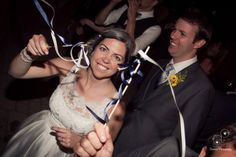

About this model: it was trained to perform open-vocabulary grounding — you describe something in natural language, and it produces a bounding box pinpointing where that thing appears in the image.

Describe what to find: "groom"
[74,9,215,157]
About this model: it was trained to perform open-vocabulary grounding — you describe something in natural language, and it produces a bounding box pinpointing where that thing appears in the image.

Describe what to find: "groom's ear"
[193,39,206,49]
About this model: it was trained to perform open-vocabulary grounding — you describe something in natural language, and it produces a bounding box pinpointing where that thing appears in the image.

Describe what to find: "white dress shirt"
[159,56,198,84]
[103,4,161,56]
[172,56,198,73]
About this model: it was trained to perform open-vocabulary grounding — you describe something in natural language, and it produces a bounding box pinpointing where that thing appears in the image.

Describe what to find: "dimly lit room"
[0,0,235,156]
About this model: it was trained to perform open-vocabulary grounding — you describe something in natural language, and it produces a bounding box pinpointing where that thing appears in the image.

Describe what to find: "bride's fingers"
[80,137,97,156]
[87,131,103,150]
[57,136,63,142]
[57,137,72,148]
[51,127,65,132]
[52,127,69,134]
[55,132,71,143]
[74,143,90,157]
[55,132,68,138]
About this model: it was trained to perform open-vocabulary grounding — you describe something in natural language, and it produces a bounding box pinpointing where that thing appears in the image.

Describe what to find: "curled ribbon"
[33,0,90,69]
[32,2,185,155]
[33,0,144,124]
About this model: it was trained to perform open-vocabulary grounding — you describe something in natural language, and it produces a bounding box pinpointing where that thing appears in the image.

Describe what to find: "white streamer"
[138,49,186,157]
[39,0,90,70]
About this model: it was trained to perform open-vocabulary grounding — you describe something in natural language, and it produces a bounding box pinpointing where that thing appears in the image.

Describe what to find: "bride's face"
[89,38,126,79]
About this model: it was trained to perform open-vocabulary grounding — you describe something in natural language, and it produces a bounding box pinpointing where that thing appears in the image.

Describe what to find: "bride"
[2,28,134,157]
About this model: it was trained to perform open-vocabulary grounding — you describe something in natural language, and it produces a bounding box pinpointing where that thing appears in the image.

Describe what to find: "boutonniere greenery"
[168,71,188,87]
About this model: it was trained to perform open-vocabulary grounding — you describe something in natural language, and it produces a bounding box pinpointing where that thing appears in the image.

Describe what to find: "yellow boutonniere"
[169,71,187,87]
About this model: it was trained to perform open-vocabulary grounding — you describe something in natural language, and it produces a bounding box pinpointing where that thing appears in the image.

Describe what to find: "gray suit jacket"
[114,61,214,156]
[116,137,198,157]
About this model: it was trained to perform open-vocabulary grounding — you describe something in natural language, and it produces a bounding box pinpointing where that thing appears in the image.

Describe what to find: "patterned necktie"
[158,63,175,85]
[165,63,174,76]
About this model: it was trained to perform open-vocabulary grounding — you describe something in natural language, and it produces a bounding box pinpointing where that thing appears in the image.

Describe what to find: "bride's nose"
[102,53,112,63]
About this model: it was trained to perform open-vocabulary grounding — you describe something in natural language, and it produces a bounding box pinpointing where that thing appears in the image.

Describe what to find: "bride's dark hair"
[87,28,134,63]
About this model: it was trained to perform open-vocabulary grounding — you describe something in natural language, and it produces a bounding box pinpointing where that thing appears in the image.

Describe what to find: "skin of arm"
[80,18,108,33]
[8,34,73,79]
[125,0,138,41]
[95,0,122,25]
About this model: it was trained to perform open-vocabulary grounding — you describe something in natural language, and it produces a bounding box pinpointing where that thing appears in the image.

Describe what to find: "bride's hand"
[27,34,49,57]
[51,127,81,148]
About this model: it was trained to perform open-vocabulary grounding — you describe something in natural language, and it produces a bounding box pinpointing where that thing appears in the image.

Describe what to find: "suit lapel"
[141,60,169,100]
[142,62,200,101]
[167,62,200,92]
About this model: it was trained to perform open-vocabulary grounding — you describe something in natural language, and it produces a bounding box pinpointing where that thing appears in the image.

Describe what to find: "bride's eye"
[99,46,107,52]
[112,55,123,62]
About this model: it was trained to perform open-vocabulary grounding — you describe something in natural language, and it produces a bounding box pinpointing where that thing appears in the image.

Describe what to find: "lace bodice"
[49,67,114,134]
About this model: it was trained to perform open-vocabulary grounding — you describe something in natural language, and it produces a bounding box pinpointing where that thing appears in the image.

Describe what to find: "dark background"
[1,0,236,85]
[0,0,235,153]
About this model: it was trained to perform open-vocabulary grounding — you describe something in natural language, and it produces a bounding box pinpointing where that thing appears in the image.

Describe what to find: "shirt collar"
[169,56,198,73]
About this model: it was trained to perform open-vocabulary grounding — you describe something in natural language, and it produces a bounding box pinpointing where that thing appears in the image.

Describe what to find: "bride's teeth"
[98,64,107,70]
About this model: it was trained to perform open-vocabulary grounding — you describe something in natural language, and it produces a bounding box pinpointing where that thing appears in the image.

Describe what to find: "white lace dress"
[2,67,115,157]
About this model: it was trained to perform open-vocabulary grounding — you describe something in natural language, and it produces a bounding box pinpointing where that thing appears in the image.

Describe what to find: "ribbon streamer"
[33,0,90,69]
[106,46,150,123]
[138,50,186,157]
[32,2,185,156]
[86,55,144,124]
